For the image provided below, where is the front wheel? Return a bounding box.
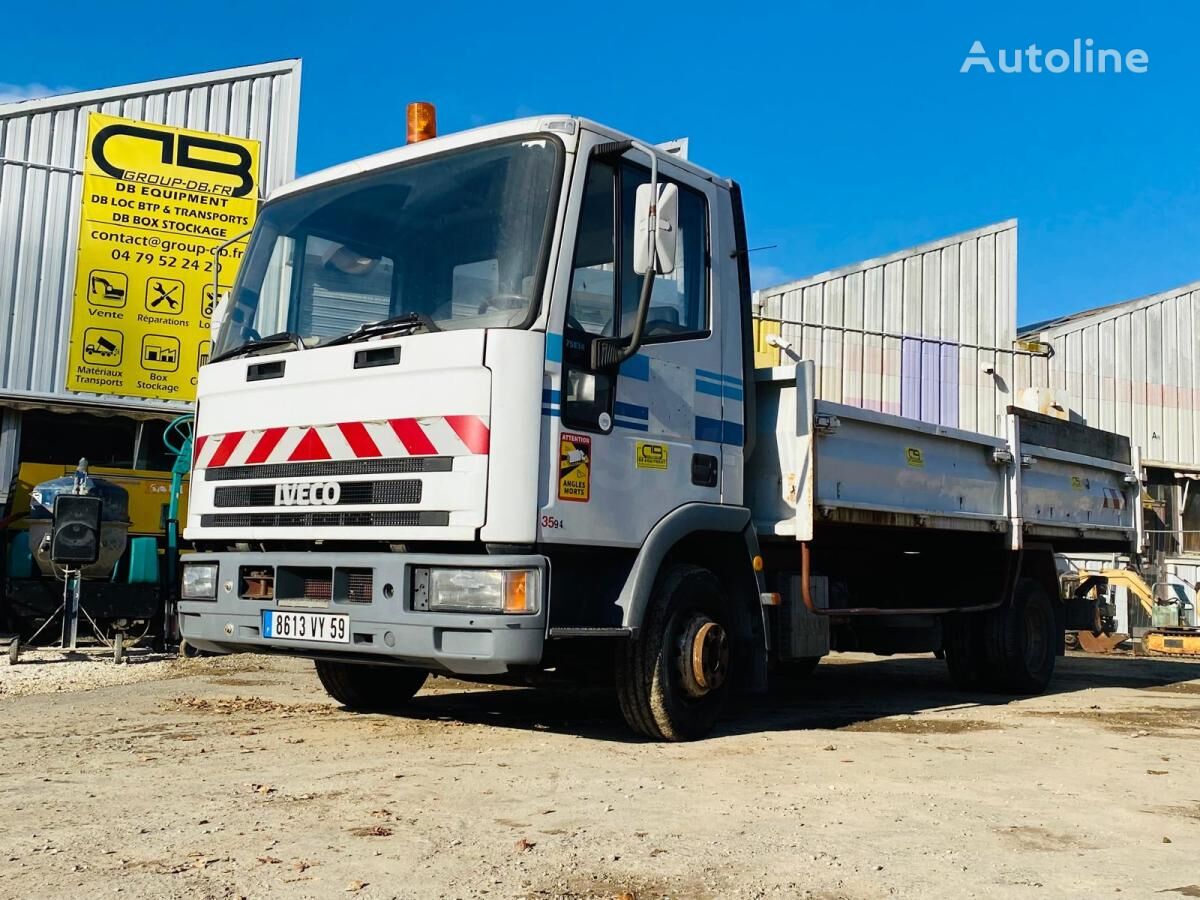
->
[616,564,733,741]
[315,661,428,710]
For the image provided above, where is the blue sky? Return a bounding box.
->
[4,1,1196,326]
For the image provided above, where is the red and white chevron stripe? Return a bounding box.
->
[194,416,490,469]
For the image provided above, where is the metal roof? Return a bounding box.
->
[1019,278,1200,336]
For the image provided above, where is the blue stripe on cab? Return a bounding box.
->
[614,401,648,420]
[695,380,724,399]
[620,354,650,382]
[695,416,744,446]
[695,368,742,387]
[614,418,649,432]
[546,333,563,363]
[722,385,744,402]
[695,416,723,443]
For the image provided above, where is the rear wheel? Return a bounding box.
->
[776,655,822,682]
[943,579,1057,694]
[984,578,1057,694]
[315,661,428,710]
[944,614,989,690]
[616,564,733,741]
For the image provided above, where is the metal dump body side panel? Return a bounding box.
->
[0,59,301,415]
[752,220,1020,437]
[1020,443,1136,538]
[810,400,1007,531]
[751,361,1137,547]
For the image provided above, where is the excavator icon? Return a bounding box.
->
[88,271,127,306]
[90,275,125,301]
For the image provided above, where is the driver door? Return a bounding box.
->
[539,144,730,549]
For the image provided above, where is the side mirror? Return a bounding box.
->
[210,290,231,344]
[632,182,679,276]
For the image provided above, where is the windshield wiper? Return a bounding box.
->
[322,312,440,348]
[208,331,306,365]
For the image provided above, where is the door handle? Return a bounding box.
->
[691,453,718,487]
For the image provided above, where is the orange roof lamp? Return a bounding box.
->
[406,102,437,144]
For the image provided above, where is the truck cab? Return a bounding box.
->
[180,114,759,732]
[179,111,1138,740]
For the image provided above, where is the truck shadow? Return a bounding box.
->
[389,653,1200,743]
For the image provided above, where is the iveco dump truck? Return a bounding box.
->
[178,105,1140,740]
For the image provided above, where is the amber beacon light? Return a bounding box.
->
[406,102,437,143]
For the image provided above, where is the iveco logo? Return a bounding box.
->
[274,482,341,506]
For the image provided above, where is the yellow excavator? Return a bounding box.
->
[1065,568,1200,657]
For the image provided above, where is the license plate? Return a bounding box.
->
[262,610,350,644]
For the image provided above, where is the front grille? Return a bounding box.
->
[205,456,452,482]
[200,510,449,528]
[213,480,422,508]
[302,574,332,601]
[340,569,373,603]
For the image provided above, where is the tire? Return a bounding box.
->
[982,578,1057,694]
[944,614,989,690]
[616,564,733,741]
[315,661,428,710]
[776,656,822,682]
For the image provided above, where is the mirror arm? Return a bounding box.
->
[590,269,657,372]
[588,140,663,372]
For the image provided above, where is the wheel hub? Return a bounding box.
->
[679,615,729,698]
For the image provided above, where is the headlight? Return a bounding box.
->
[181,563,219,600]
[423,568,539,614]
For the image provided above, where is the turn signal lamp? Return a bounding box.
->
[407,102,437,144]
[504,571,532,613]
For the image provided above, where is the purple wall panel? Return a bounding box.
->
[901,337,922,420]
[940,343,960,428]
[899,337,961,427]
[920,341,941,423]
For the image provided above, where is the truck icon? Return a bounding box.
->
[86,336,120,357]
[82,328,123,365]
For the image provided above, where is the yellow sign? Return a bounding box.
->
[66,113,261,401]
[905,447,924,468]
[558,433,591,502]
[1071,475,1085,491]
[635,441,669,470]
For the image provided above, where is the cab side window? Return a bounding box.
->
[618,168,708,339]
[566,162,618,336]
[565,161,708,343]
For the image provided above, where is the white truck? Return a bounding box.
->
[178,109,1140,740]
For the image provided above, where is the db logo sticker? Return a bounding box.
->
[635,441,668,470]
[558,433,591,502]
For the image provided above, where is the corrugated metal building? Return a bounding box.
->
[1018,281,1200,474]
[1019,280,1200,563]
[0,60,300,502]
[752,220,1035,437]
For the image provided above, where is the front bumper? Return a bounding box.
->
[177,550,547,676]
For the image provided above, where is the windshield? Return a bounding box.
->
[215,136,562,356]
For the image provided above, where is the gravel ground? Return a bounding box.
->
[1,650,1198,899]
